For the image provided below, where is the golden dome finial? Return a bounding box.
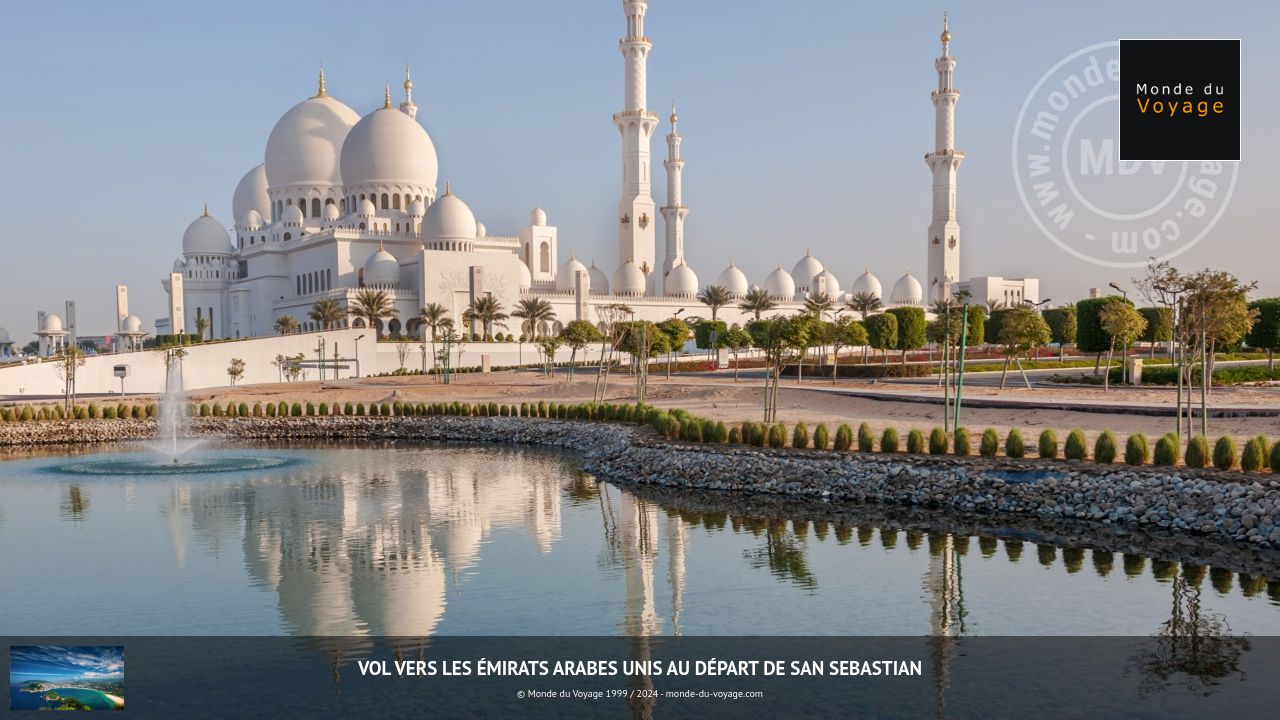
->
[404,64,413,92]
[941,12,951,44]
[670,100,678,125]
[316,64,327,98]
[383,80,392,109]
[444,180,452,196]
[202,203,209,217]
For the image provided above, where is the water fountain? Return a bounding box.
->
[151,347,203,466]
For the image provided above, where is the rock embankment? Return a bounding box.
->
[2,417,1277,550]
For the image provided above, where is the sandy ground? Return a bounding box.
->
[102,693,124,708]
[173,369,1280,444]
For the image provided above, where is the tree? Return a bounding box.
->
[226,357,245,386]
[864,313,898,364]
[656,317,690,378]
[535,336,562,376]
[308,299,343,330]
[194,316,211,342]
[693,319,728,351]
[352,288,397,336]
[273,315,299,335]
[846,291,882,320]
[416,303,451,341]
[804,292,835,321]
[997,307,1052,389]
[1181,269,1257,399]
[829,316,868,384]
[512,297,555,340]
[720,325,753,381]
[887,307,927,364]
[697,285,731,322]
[395,342,411,370]
[963,304,986,346]
[747,315,810,422]
[54,345,86,413]
[559,320,603,381]
[986,307,1016,350]
[592,303,633,403]
[1099,303,1148,391]
[738,287,776,320]
[1247,298,1280,371]
[1076,296,1130,369]
[463,295,508,341]
[1042,304,1077,360]
[1138,306,1174,358]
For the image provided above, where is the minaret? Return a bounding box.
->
[926,13,963,303]
[400,65,418,119]
[660,101,688,291]
[614,0,658,291]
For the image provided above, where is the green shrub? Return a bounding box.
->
[792,423,809,449]
[1038,429,1058,459]
[226,403,238,418]
[1213,436,1237,471]
[954,427,971,456]
[686,422,703,443]
[379,403,390,416]
[880,427,899,453]
[1064,429,1088,460]
[1005,429,1025,458]
[813,424,830,450]
[1094,431,1117,464]
[768,423,788,449]
[1270,441,1280,473]
[116,403,127,418]
[905,428,925,454]
[345,401,355,415]
[304,402,314,416]
[749,422,766,447]
[488,402,499,417]
[712,421,729,443]
[317,402,328,416]
[291,402,303,417]
[538,400,548,418]
[728,426,742,444]
[88,402,100,419]
[148,403,159,418]
[1241,436,1266,472]
[1185,435,1209,468]
[834,424,854,451]
[355,402,366,416]
[200,403,211,417]
[252,402,263,417]
[278,401,289,417]
[266,402,277,417]
[238,402,250,417]
[102,406,116,419]
[1252,435,1270,468]
[1125,433,1149,466]
[928,427,948,455]
[979,428,999,457]
[857,423,875,453]
[1153,433,1179,466]
[214,402,227,417]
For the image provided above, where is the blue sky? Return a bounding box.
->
[0,0,1274,339]
[9,646,124,683]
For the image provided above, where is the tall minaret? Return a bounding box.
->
[615,0,659,291]
[660,101,688,291]
[926,13,963,303]
[400,64,418,119]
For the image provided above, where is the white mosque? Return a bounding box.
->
[155,4,1037,343]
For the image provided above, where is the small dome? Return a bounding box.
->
[357,197,376,217]
[715,262,749,297]
[123,315,143,333]
[422,190,477,242]
[557,256,588,292]
[264,94,360,190]
[363,246,400,286]
[323,202,340,221]
[240,209,263,229]
[791,250,825,291]
[516,258,533,290]
[408,199,426,217]
[763,265,796,300]
[530,207,547,226]
[233,164,271,225]
[281,204,304,225]
[850,268,882,299]
[890,270,923,305]
[475,221,487,238]
[612,260,646,296]
[588,262,610,295]
[339,105,438,194]
[182,211,232,255]
[665,262,699,298]
[814,269,841,297]
[40,314,64,333]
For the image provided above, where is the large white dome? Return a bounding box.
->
[850,268,882,298]
[814,269,841,297]
[588,261,610,295]
[182,211,232,255]
[890,271,923,305]
[715,262,749,297]
[516,258,533,290]
[557,256,588,292]
[665,262,699,298]
[612,260,646,296]
[422,190,477,242]
[791,251,825,291]
[339,106,438,195]
[0,327,10,343]
[233,164,271,225]
[763,265,796,300]
[363,246,400,286]
[264,94,360,191]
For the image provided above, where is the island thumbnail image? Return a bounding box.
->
[9,646,124,711]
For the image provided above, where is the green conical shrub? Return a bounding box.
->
[88,402,100,419]
[239,402,250,417]
[728,426,742,444]
[200,403,211,417]
[813,423,830,450]
[1153,433,1179,466]
[792,422,809,449]
[906,428,925,454]
[1213,436,1237,471]
[928,428,948,455]
[1094,430,1117,464]
[1005,429,1026,458]
[1125,433,1149,466]
[1037,429,1058,459]
[226,403,238,418]
[344,401,355,415]
[381,403,391,416]
[1252,435,1270,469]
[1270,441,1280,473]
[291,402,303,417]
[1241,436,1266,472]
[880,427,899,453]
[278,401,289,417]
[713,421,729,443]
[1064,429,1088,460]
[834,424,854,451]
[953,427,971,456]
[857,423,875,453]
[686,422,703,442]
[102,406,115,419]
[979,428,1000,457]
[266,402,277,417]
[1185,435,1209,468]
[768,423,788,448]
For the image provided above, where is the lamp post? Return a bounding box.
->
[353,334,365,378]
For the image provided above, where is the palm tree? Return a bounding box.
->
[986,298,1005,312]
[463,295,509,341]
[512,297,556,340]
[194,316,211,341]
[273,315,299,335]
[416,303,450,341]
[739,287,776,320]
[352,289,398,336]
[309,299,343,330]
[697,285,731,322]
[846,291,882,320]
[804,292,835,321]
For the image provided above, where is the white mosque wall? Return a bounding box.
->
[373,341,589,375]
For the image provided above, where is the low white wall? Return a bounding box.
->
[373,340,618,375]
[0,329,375,398]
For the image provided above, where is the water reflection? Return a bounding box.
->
[59,485,89,521]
